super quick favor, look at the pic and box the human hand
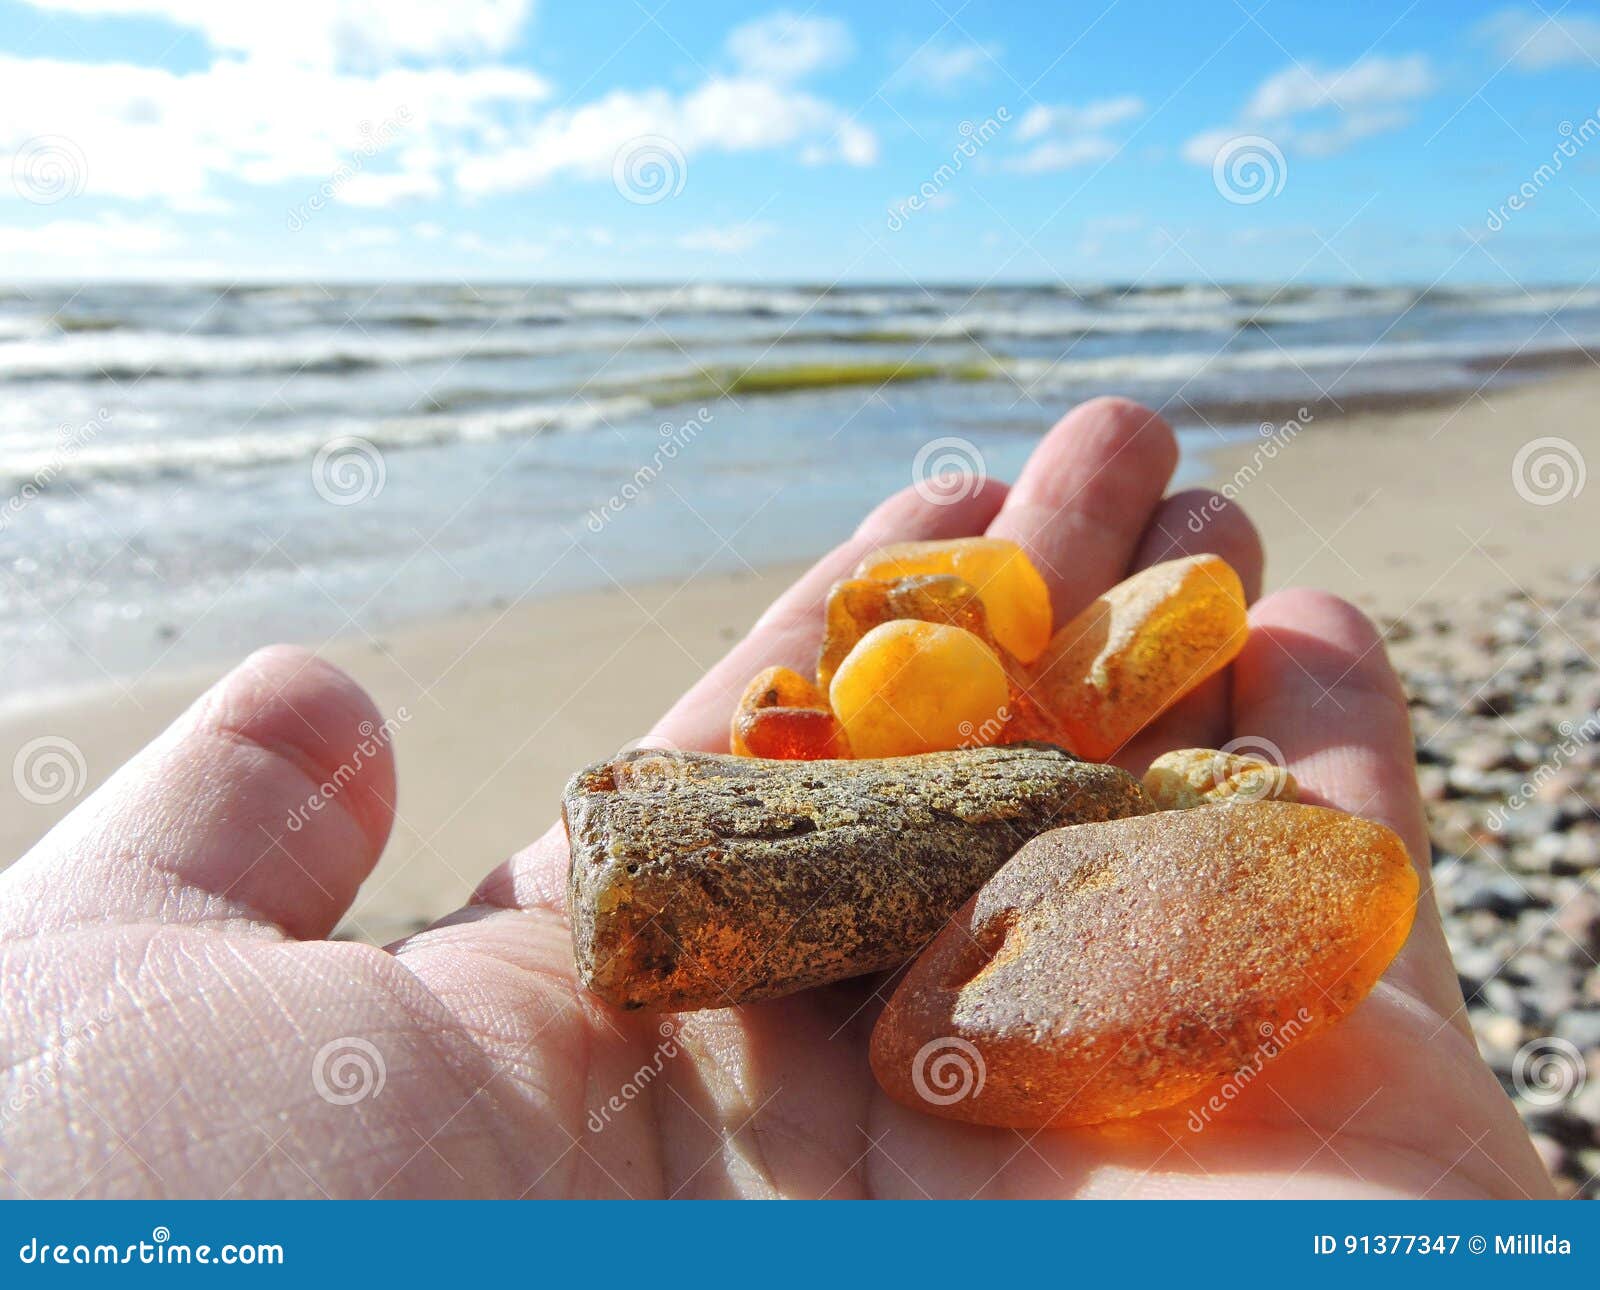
[0,397,1553,1198]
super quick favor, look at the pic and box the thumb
[0,646,396,940]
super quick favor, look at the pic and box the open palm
[0,398,1551,1199]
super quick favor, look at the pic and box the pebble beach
[1395,578,1600,1198]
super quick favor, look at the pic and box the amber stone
[870,802,1418,1128]
[1144,747,1299,809]
[829,620,1010,758]
[855,537,1052,664]
[735,706,850,760]
[729,665,828,757]
[1028,555,1248,761]
[817,574,995,696]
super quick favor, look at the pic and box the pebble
[1396,572,1600,1197]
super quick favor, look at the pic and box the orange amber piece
[817,574,995,695]
[829,620,1010,759]
[1028,554,1248,761]
[870,802,1418,1128]
[854,537,1052,664]
[729,665,826,756]
[734,706,851,760]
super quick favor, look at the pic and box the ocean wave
[1002,333,1600,389]
[0,395,650,489]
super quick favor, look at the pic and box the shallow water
[1,280,1592,692]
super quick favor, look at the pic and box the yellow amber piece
[854,538,1052,664]
[870,802,1418,1128]
[829,620,1011,759]
[817,574,996,696]
[1144,748,1299,810]
[1029,555,1248,761]
[729,666,825,756]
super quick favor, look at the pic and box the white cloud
[727,11,852,81]
[1016,97,1144,141]
[1244,54,1436,119]
[0,53,549,208]
[1184,53,1436,163]
[800,119,879,166]
[0,11,873,216]
[1477,8,1600,69]
[337,170,444,206]
[677,222,776,253]
[893,41,1001,91]
[1006,137,1117,173]
[457,75,876,194]
[1005,96,1142,172]
[20,0,535,69]
[0,213,175,257]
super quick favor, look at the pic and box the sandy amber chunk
[735,706,851,760]
[829,620,1010,759]
[817,574,995,695]
[855,537,1052,664]
[1144,747,1299,810]
[870,802,1418,1128]
[1028,554,1248,761]
[729,665,825,756]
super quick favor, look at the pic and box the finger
[986,396,1179,624]
[0,646,396,941]
[1230,588,1462,1021]
[652,480,1008,751]
[1116,488,1265,772]
[475,481,1008,915]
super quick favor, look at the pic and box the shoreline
[5,368,1598,943]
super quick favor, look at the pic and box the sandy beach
[6,370,1598,939]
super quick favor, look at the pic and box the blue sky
[1,0,1598,284]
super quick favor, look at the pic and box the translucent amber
[829,620,1010,759]
[729,666,825,756]
[1144,747,1299,810]
[817,574,995,696]
[870,802,1418,1128]
[735,706,851,760]
[854,538,1052,664]
[1029,554,1248,761]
